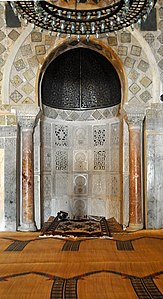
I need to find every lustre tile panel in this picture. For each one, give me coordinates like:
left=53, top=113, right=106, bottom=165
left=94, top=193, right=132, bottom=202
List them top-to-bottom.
left=8, top=29, right=20, bottom=41
left=31, top=31, right=42, bottom=42
left=121, top=32, right=131, bottom=43
left=144, top=33, right=155, bottom=45
left=21, top=44, right=32, bottom=56
left=35, top=45, right=46, bottom=55
left=118, top=46, right=128, bottom=56
left=124, top=57, right=136, bottom=68
left=14, top=59, right=26, bottom=72
left=137, top=60, right=149, bottom=72
left=23, top=69, right=35, bottom=81
left=11, top=75, right=23, bottom=88
left=140, top=76, right=152, bottom=87
left=22, top=83, right=34, bottom=95
left=129, top=83, right=141, bottom=94
left=10, top=90, right=23, bottom=103
left=140, top=90, right=152, bottom=102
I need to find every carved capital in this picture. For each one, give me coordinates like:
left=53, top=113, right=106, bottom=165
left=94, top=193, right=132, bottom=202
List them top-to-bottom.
left=121, top=104, right=146, bottom=129
left=16, top=105, right=42, bottom=131
left=18, top=116, right=37, bottom=131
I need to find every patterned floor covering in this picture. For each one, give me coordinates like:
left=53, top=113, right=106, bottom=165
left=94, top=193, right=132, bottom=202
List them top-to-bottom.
left=0, top=229, right=162, bottom=298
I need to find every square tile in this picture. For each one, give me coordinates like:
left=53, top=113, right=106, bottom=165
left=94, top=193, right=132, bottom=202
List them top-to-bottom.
left=8, top=29, right=20, bottom=41
left=31, top=31, right=42, bottom=42
left=121, top=32, right=131, bottom=43
left=144, top=33, right=155, bottom=44
left=158, top=33, right=163, bottom=44
left=45, top=35, right=55, bottom=45
left=107, top=36, right=117, bottom=46
left=21, top=44, right=32, bottom=56
left=35, top=45, right=46, bottom=55
left=131, top=45, right=142, bottom=56
left=118, top=46, right=128, bottom=56
left=28, top=55, right=39, bottom=67
left=124, top=57, right=136, bottom=68
left=14, top=59, right=26, bottom=71
left=137, top=60, right=149, bottom=72
left=23, top=69, right=35, bottom=81
left=128, top=69, right=140, bottom=81
left=11, top=75, right=23, bottom=87
left=140, top=76, right=152, bottom=87
left=22, top=83, right=34, bottom=95
left=129, top=83, right=141, bottom=94
left=10, top=90, right=23, bottom=103
left=140, top=90, right=152, bottom=102
left=22, top=97, right=34, bottom=104
left=6, top=115, right=16, bottom=125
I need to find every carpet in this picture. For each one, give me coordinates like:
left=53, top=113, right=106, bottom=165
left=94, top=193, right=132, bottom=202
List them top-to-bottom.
left=40, top=211, right=123, bottom=237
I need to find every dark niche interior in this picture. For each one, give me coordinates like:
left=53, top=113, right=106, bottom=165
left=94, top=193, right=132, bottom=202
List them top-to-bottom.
left=41, top=47, right=121, bottom=110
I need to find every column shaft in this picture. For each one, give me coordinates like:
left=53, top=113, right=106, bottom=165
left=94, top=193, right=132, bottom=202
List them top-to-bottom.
left=129, top=125, right=142, bottom=227
left=22, top=129, right=34, bottom=225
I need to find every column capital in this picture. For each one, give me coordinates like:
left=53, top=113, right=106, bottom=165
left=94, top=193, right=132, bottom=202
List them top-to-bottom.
left=121, top=104, right=146, bottom=128
left=16, top=105, right=42, bottom=130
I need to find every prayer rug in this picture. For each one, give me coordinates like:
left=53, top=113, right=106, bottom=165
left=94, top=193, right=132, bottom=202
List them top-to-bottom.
left=41, top=211, right=114, bottom=237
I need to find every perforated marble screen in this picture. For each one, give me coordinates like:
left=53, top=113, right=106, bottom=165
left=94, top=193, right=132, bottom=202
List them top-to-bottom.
left=41, top=48, right=121, bottom=110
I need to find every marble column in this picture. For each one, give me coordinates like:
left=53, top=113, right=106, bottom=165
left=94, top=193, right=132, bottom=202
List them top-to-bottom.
left=16, top=106, right=41, bottom=231
left=123, top=106, right=145, bottom=231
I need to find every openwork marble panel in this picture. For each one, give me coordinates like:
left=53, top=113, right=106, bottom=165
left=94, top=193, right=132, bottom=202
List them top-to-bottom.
left=54, top=125, right=68, bottom=147
left=93, top=126, right=106, bottom=147
left=55, top=150, right=68, bottom=171
left=94, top=150, right=106, bottom=170
left=92, top=174, right=106, bottom=195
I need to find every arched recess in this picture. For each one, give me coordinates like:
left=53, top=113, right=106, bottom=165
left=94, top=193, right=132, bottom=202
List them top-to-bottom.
left=38, top=37, right=127, bottom=111
left=38, top=38, right=126, bottom=224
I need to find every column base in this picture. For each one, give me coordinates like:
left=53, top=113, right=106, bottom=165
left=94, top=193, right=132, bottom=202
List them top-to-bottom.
left=17, top=222, right=37, bottom=232
left=126, top=223, right=143, bottom=232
